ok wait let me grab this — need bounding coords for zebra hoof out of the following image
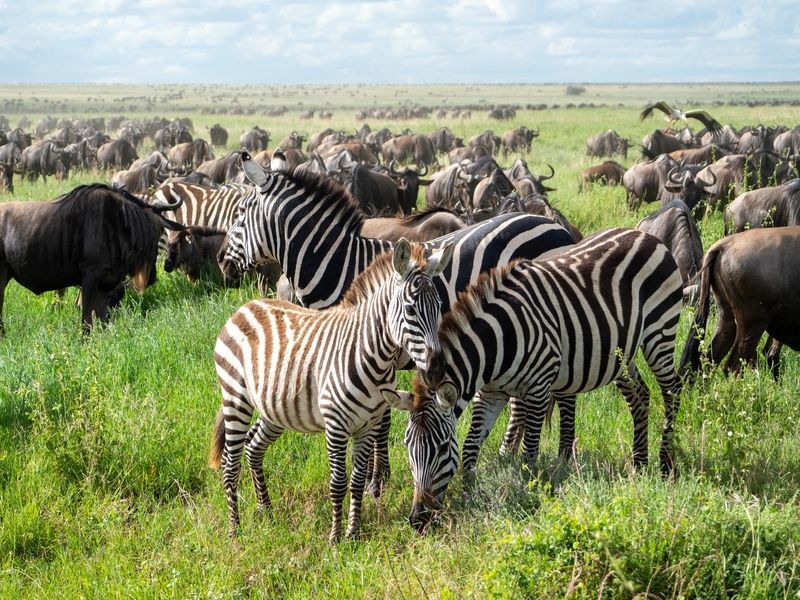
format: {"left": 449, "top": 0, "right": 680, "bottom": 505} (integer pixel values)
{"left": 368, "top": 479, "right": 384, "bottom": 499}
{"left": 328, "top": 528, "right": 342, "bottom": 545}
{"left": 345, "top": 527, "right": 362, "bottom": 541}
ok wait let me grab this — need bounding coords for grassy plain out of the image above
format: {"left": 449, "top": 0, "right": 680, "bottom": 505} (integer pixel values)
{"left": 1, "top": 85, "right": 800, "bottom": 598}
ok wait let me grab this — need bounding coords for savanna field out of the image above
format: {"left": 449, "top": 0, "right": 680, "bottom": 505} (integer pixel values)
{"left": 2, "top": 84, "right": 800, "bottom": 598}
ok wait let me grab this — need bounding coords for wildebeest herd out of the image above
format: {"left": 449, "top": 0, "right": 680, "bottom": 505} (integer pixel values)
{"left": 2, "top": 102, "right": 800, "bottom": 540}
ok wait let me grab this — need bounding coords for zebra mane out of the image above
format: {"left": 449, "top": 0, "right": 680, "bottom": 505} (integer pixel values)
{"left": 340, "top": 244, "right": 428, "bottom": 307}
{"left": 282, "top": 168, "right": 365, "bottom": 231}
{"left": 440, "top": 259, "right": 525, "bottom": 337}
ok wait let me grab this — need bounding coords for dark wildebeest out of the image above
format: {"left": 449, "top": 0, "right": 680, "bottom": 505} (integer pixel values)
{"left": 636, "top": 200, "right": 703, "bottom": 290}
{"left": 97, "top": 139, "right": 138, "bottom": 170}
{"left": 428, "top": 127, "right": 461, "bottom": 155}
{"left": 700, "top": 124, "right": 740, "bottom": 149}
{"left": 497, "top": 193, "right": 582, "bottom": 242}
{"left": 7, "top": 128, "right": 32, "bottom": 150}
{"left": 208, "top": 124, "right": 229, "bottom": 147}
{"left": 63, "top": 139, "right": 94, "bottom": 171}
{"left": 623, "top": 155, "right": 715, "bottom": 211}
{"left": 424, "top": 162, "right": 473, "bottom": 209}
{"left": 723, "top": 179, "right": 800, "bottom": 234}
{"left": 586, "top": 130, "right": 629, "bottom": 158}
{"left": 307, "top": 127, "right": 336, "bottom": 153}
{"left": 348, "top": 164, "right": 428, "bottom": 217}
{"left": 500, "top": 126, "right": 539, "bottom": 157}
{"left": 277, "top": 131, "right": 307, "bottom": 150}
{"left": 0, "top": 184, "right": 184, "bottom": 334}
{"left": 580, "top": 160, "right": 627, "bottom": 192}
{"left": 512, "top": 163, "right": 556, "bottom": 197}
{"left": 697, "top": 151, "right": 793, "bottom": 208}
{"left": 0, "top": 164, "right": 13, "bottom": 193}
{"left": 468, "top": 130, "right": 501, "bottom": 155}
{"left": 359, "top": 207, "right": 466, "bottom": 242}
{"left": 282, "top": 148, "right": 307, "bottom": 172}
{"left": 448, "top": 144, "right": 490, "bottom": 164}
{"left": 194, "top": 152, "right": 243, "bottom": 184}
{"left": 773, "top": 126, "right": 800, "bottom": 156}
{"left": 322, "top": 141, "right": 379, "bottom": 167}
{"left": 381, "top": 135, "right": 438, "bottom": 170}
{"left": 20, "top": 140, "right": 68, "bottom": 182}
{"left": 168, "top": 139, "right": 214, "bottom": 170}
{"left": 669, "top": 144, "right": 729, "bottom": 166}
{"left": 641, "top": 129, "right": 689, "bottom": 159}
{"left": 0, "top": 142, "right": 22, "bottom": 169}
{"left": 680, "top": 227, "right": 800, "bottom": 378}
{"left": 240, "top": 127, "right": 270, "bottom": 152}
{"left": 469, "top": 168, "right": 515, "bottom": 221}
{"left": 112, "top": 164, "right": 170, "bottom": 196}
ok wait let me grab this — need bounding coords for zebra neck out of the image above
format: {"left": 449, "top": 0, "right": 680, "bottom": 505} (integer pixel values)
{"left": 341, "top": 278, "right": 403, "bottom": 373}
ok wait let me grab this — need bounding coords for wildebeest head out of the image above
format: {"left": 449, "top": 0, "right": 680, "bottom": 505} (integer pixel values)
{"left": 663, "top": 165, "right": 717, "bottom": 210}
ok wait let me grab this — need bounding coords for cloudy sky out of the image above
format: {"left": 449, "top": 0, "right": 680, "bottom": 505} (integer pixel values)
{"left": 0, "top": 0, "right": 797, "bottom": 83}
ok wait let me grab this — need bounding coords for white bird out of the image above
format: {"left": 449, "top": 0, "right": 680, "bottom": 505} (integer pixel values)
{"left": 640, "top": 101, "right": 723, "bottom": 133}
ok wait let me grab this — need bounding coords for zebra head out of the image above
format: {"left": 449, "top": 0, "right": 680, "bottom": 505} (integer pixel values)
{"left": 392, "top": 378, "right": 459, "bottom": 533}
{"left": 388, "top": 238, "right": 455, "bottom": 371}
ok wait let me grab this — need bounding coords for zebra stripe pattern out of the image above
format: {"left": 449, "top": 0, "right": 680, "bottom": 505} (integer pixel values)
{"left": 154, "top": 181, "right": 251, "bottom": 230}
{"left": 398, "top": 228, "right": 684, "bottom": 532}
{"left": 218, "top": 160, "right": 577, "bottom": 495}
{"left": 209, "top": 240, "right": 453, "bottom": 541}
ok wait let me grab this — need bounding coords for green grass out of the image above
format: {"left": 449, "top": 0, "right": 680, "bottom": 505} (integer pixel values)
{"left": 2, "top": 88, "right": 800, "bottom": 598}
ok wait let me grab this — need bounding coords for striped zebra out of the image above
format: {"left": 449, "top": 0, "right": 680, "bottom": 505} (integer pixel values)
{"left": 210, "top": 239, "right": 454, "bottom": 541}
{"left": 217, "top": 156, "right": 576, "bottom": 494}
{"left": 154, "top": 181, "right": 251, "bottom": 231}
{"left": 392, "top": 228, "right": 684, "bottom": 532}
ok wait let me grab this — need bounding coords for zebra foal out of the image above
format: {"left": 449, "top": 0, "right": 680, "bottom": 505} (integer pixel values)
{"left": 210, "top": 239, "right": 454, "bottom": 542}
{"left": 395, "top": 228, "right": 684, "bottom": 531}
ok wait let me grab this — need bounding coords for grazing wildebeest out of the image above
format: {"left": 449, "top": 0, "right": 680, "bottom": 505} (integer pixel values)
{"left": 240, "top": 127, "right": 270, "bottom": 151}
{"left": 500, "top": 126, "right": 539, "bottom": 156}
{"left": 680, "top": 227, "right": 800, "bottom": 377}
{"left": 428, "top": 127, "right": 461, "bottom": 155}
{"left": 97, "top": 139, "right": 138, "bottom": 170}
{"left": 20, "top": 140, "right": 68, "bottom": 182}
{"left": 381, "top": 135, "right": 438, "bottom": 169}
{"left": 208, "top": 124, "right": 229, "bottom": 147}
{"left": 637, "top": 200, "right": 703, "bottom": 288}
{"left": 580, "top": 160, "right": 627, "bottom": 191}
{"left": 0, "top": 164, "right": 13, "bottom": 193}
{"left": 359, "top": 207, "right": 466, "bottom": 242}
{"left": 168, "top": 139, "right": 214, "bottom": 169}
{"left": 723, "top": 179, "right": 800, "bottom": 234}
{"left": 0, "top": 184, "right": 183, "bottom": 334}
{"left": 63, "top": 139, "right": 94, "bottom": 171}
{"left": 468, "top": 130, "right": 501, "bottom": 156}
{"left": 469, "top": 168, "right": 515, "bottom": 221}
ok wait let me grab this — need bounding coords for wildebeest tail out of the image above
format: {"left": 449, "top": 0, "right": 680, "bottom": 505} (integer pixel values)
{"left": 209, "top": 407, "right": 225, "bottom": 470}
{"left": 679, "top": 245, "right": 718, "bottom": 374}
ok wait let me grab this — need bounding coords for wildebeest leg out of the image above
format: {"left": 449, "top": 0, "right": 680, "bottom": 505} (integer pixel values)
{"left": 615, "top": 363, "right": 650, "bottom": 470}
{"left": 708, "top": 300, "right": 737, "bottom": 368}
{"left": 763, "top": 336, "right": 783, "bottom": 380}
{"left": 0, "top": 263, "right": 9, "bottom": 335}
{"left": 726, "top": 318, "right": 767, "bottom": 375}
{"left": 462, "top": 390, "right": 508, "bottom": 474}
{"left": 244, "top": 417, "right": 284, "bottom": 514}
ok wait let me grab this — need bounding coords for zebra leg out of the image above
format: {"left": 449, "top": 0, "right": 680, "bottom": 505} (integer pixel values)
{"left": 520, "top": 385, "right": 552, "bottom": 472}
{"left": 325, "top": 426, "right": 349, "bottom": 544}
{"left": 367, "top": 407, "right": 391, "bottom": 498}
{"left": 220, "top": 395, "right": 255, "bottom": 537}
{"left": 499, "top": 395, "right": 525, "bottom": 457}
{"left": 641, "top": 349, "right": 683, "bottom": 476}
{"left": 556, "top": 395, "right": 577, "bottom": 460}
{"left": 346, "top": 427, "right": 377, "bottom": 540}
{"left": 615, "top": 364, "right": 650, "bottom": 470}
{"left": 245, "top": 417, "right": 284, "bottom": 514}
{"left": 463, "top": 390, "right": 508, "bottom": 474}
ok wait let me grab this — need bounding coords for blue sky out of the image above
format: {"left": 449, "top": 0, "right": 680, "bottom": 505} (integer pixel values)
{"left": 0, "top": 0, "right": 797, "bottom": 83}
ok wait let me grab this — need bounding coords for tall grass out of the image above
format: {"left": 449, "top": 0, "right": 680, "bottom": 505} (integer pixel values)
{"left": 1, "top": 97, "right": 800, "bottom": 598}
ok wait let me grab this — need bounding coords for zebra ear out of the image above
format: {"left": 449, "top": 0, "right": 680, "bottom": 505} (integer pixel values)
{"left": 392, "top": 238, "right": 413, "bottom": 278}
{"left": 426, "top": 242, "right": 455, "bottom": 276}
{"left": 435, "top": 382, "right": 458, "bottom": 410}
{"left": 242, "top": 151, "right": 268, "bottom": 185}
{"left": 382, "top": 389, "right": 413, "bottom": 412}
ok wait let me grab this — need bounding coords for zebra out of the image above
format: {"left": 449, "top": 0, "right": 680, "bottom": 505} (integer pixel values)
{"left": 217, "top": 154, "right": 577, "bottom": 495}
{"left": 391, "top": 228, "right": 684, "bottom": 532}
{"left": 209, "top": 239, "right": 454, "bottom": 541}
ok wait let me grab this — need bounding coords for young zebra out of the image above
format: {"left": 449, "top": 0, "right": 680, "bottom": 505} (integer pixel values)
{"left": 209, "top": 239, "right": 454, "bottom": 542}
{"left": 392, "top": 228, "right": 684, "bottom": 532}
{"left": 218, "top": 154, "right": 577, "bottom": 495}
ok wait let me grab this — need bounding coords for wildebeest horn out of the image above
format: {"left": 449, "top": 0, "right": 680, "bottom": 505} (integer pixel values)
{"left": 150, "top": 187, "right": 185, "bottom": 212}
{"left": 696, "top": 168, "right": 717, "bottom": 188}
{"left": 667, "top": 166, "right": 683, "bottom": 185}
{"left": 539, "top": 164, "right": 555, "bottom": 181}
{"left": 418, "top": 164, "right": 428, "bottom": 176}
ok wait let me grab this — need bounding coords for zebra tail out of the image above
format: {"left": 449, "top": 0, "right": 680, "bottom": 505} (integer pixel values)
{"left": 679, "top": 246, "right": 717, "bottom": 375}
{"left": 209, "top": 407, "right": 225, "bottom": 470}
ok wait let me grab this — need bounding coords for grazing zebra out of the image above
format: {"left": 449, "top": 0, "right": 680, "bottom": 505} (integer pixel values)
{"left": 217, "top": 154, "right": 576, "bottom": 494}
{"left": 209, "top": 239, "right": 454, "bottom": 541}
{"left": 392, "top": 228, "right": 684, "bottom": 532}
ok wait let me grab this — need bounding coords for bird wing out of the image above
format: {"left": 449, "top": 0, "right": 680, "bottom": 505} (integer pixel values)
{"left": 684, "top": 110, "right": 723, "bottom": 133}
{"left": 640, "top": 100, "right": 673, "bottom": 121}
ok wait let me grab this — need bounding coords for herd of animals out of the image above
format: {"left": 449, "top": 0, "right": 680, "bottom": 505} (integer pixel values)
{"left": 1, "top": 101, "right": 800, "bottom": 541}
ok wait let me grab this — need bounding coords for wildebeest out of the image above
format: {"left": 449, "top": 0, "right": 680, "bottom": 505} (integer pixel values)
{"left": 63, "top": 139, "right": 94, "bottom": 171}
{"left": 240, "top": 127, "right": 270, "bottom": 151}
{"left": 322, "top": 141, "right": 378, "bottom": 167}
{"left": 359, "top": 207, "right": 466, "bottom": 242}
{"left": 468, "top": 130, "right": 501, "bottom": 156}
{"left": 277, "top": 131, "right": 307, "bottom": 150}
{"left": 424, "top": 162, "right": 473, "bottom": 209}
{"left": 773, "top": 126, "right": 800, "bottom": 156}
{"left": 0, "top": 184, "right": 184, "bottom": 333}
{"left": 194, "top": 151, "right": 243, "bottom": 184}
{"left": 381, "top": 135, "right": 438, "bottom": 169}
{"left": 448, "top": 144, "right": 491, "bottom": 164}
{"left": 0, "top": 164, "right": 12, "bottom": 193}
{"left": 112, "top": 164, "right": 170, "bottom": 196}
{"left": 20, "top": 140, "right": 68, "bottom": 181}
{"left": 669, "top": 144, "right": 729, "bottom": 166}
{"left": 580, "top": 160, "right": 627, "bottom": 191}
{"left": 6, "top": 128, "right": 32, "bottom": 150}
{"left": 428, "top": 127, "right": 461, "bottom": 154}
{"left": 680, "top": 227, "right": 800, "bottom": 377}
{"left": 168, "top": 139, "right": 214, "bottom": 169}
{"left": 723, "top": 179, "right": 800, "bottom": 234}
{"left": 497, "top": 193, "right": 583, "bottom": 242}
{"left": 637, "top": 200, "right": 703, "bottom": 288}
{"left": 500, "top": 126, "right": 539, "bottom": 156}
{"left": 348, "top": 164, "right": 422, "bottom": 217}
{"left": 0, "top": 142, "right": 22, "bottom": 169}
{"left": 623, "top": 155, "right": 714, "bottom": 211}
{"left": 641, "top": 129, "right": 689, "bottom": 159}
{"left": 208, "top": 124, "right": 229, "bottom": 147}
{"left": 97, "top": 139, "right": 138, "bottom": 170}
{"left": 469, "top": 168, "right": 515, "bottom": 221}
